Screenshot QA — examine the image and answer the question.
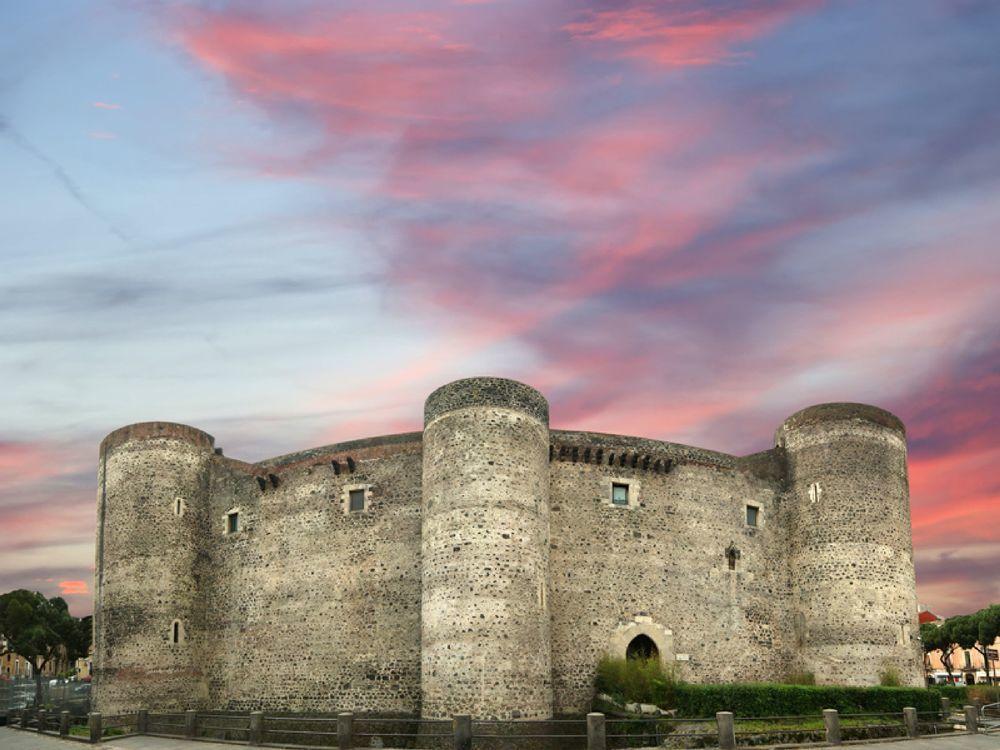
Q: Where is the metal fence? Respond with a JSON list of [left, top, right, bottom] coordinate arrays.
[[0, 677, 91, 716], [4, 702, 987, 748]]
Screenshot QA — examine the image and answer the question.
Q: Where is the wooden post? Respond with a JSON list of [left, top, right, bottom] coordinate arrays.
[[337, 711, 354, 750], [60, 710, 71, 737], [453, 714, 472, 750], [823, 709, 841, 745], [249, 711, 264, 746], [137, 709, 149, 734], [964, 705, 978, 734], [587, 712, 606, 750], [903, 707, 918, 738], [716, 711, 736, 750], [185, 709, 197, 739], [37, 709, 47, 733], [88, 712, 102, 743]]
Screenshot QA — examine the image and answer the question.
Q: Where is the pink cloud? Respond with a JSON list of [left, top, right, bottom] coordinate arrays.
[[564, 1, 819, 67], [170, 4, 560, 151], [58, 580, 89, 596], [91, 101, 121, 110], [154, 0, 995, 621]]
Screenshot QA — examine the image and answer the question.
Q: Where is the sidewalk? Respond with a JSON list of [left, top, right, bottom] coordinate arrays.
[[2, 726, 998, 750], [0, 730, 235, 750]]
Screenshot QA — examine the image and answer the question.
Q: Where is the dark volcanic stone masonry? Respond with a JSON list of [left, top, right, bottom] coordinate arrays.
[[92, 377, 924, 718]]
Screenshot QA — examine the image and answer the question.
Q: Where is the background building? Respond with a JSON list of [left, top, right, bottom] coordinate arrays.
[[921, 608, 1000, 685]]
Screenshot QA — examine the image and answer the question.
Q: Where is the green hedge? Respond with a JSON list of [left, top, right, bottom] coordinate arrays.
[[672, 683, 940, 718], [932, 684, 1000, 704], [595, 656, 952, 718]]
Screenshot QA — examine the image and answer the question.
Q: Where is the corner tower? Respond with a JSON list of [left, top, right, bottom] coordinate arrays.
[[421, 377, 553, 719], [93, 422, 214, 713], [777, 404, 923, 686]]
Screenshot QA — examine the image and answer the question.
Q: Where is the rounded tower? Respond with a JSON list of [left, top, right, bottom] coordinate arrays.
[[421, 377, 552, 719], [93, 422, 214, 713], [776, 404, 923, 686]]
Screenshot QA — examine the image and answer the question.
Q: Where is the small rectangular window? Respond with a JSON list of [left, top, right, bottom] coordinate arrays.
[[612, 483, 629, 506], [349, 489, 365, 512], [227, 511, 239, 534], [746, 505, 759, 527]]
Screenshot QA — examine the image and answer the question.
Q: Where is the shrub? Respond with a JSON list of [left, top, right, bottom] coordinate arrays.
[[594, 657, 945, 718], [595, 656, 677, 707], [878, 667, 902, 687], [672, 683, 941, 718], [933, 684, 1000, 705]]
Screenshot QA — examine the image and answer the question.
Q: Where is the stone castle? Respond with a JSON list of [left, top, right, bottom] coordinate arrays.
[[93, 377, 924, 718]]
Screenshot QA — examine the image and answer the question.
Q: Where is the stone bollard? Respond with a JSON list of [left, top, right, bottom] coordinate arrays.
[[338, 711, 354, 750], [823, 709, 841, 745], [716, 712, 736, 750], [137, 709, 149, 734], [89, 712, 102, 744], [38, 709, 47, 733], [903, 707, 918, 738], [453, 714, 472, 750], [964, 705, 978, 734], [249, 711, 264, 746], [185, 709, 197, 739], [941, 697, 950, 718], [60, 710, 71, 737], [587, 712, 607, 750]]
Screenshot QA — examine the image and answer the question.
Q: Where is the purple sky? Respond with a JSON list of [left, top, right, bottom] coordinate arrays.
[[0, 0, 998, 618]]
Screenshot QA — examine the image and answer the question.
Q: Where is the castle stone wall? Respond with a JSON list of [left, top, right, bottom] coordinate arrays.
[[94, 381, 925, 717], [202, 436, 424, 712], [421, 378, 552, 719], [93, 424, 215, 714], [548, 430, 791, 713], [778, 405, 924, 687]]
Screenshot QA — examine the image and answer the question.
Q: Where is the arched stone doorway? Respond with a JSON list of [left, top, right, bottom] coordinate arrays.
[[610, 616, 675, 667], [626, 634, 659, 661]]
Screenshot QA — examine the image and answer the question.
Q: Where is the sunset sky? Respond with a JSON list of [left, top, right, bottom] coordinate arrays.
[[1, 1, 997, 619]]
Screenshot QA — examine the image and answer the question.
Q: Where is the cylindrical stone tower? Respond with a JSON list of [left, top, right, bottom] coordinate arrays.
[[777, 404, 923, 686], [421, 377, 552, 719], [93, 422, 214, 713]]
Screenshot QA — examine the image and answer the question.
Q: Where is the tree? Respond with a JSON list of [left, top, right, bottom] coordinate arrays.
[[975, 605, 1000, 685], [0, 590, 92, 706], [948, 613, 982, 681], [921, 622, 956, 684]]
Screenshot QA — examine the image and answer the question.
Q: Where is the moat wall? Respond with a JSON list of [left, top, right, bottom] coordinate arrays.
[[93, 377, 924, 718]]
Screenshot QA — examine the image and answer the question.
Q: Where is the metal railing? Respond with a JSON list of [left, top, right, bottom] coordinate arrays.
[[3, 703, 987, 746]]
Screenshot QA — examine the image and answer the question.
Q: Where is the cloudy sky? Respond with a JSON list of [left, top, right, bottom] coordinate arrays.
[[1, 0, 997, 618]]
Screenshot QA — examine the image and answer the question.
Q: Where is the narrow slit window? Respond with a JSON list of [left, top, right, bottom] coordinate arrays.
[[746, 505, 759, 527], [174, 498, 184, 517], [226, 511, 239, 534], [808, 482, 822, 503], [349, 489, 365, 512], [172, 621, 179, 643], [611, 483, 630, 506]]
